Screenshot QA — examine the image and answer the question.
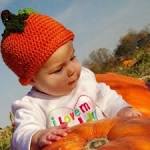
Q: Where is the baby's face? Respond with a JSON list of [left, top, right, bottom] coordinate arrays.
[[32, 41, 81, 96]]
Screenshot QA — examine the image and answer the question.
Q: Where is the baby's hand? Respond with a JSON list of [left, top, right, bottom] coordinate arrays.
[[33, 123, 70, 148], [117, 106, 142, 118]]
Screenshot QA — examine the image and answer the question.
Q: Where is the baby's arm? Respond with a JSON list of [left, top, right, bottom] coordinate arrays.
[[12, 99, 50, 150], [96, 83, 142, 119], [96, 83, 130, 118], [31, 123, 70, 149], [117, 106, 142, 118], [12, 99, 70, 150]]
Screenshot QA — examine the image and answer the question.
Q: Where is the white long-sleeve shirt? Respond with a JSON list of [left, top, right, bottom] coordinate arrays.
[[11, 67, 128, 150]]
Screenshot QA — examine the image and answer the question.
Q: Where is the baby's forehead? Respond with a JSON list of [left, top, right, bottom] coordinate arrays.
[[42, 44, 75, 69]]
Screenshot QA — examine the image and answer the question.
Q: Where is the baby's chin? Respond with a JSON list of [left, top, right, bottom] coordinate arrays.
[[46, 87, 75, 97], [45, 80, 79, 96]]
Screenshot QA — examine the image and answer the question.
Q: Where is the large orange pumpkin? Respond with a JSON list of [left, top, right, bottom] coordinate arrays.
[[42, 117, 150, 150], [96, 72, 150, 116], [41, 73, 150, 150]]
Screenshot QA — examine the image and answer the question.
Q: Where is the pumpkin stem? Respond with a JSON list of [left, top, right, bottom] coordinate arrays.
[[1, 8, 35, 39], [85, 137, 109, 150]]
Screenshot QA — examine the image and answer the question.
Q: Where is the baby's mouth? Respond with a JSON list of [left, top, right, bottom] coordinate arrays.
[[68, 77, 79, 85], [68, 79, 77, 85], [68, 73, 80, 85]]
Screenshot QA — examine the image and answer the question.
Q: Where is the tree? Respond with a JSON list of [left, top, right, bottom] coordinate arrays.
[[83, 48, 113, 73], [114, 31, 138, 57]]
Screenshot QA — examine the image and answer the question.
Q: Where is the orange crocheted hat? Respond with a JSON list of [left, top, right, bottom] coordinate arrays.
[[1, 9, 74, 85]]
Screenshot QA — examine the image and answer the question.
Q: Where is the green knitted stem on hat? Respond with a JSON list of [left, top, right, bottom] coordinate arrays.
[[17, 8, 36, 16], [1, 8, 35, 39]]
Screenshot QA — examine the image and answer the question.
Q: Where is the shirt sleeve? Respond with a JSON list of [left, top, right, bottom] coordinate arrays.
[[11, 98, 46, 150], [96, 82, 129, 118]]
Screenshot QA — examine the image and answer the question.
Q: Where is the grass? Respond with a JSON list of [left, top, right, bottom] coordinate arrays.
[[0, 126, 13, 150]]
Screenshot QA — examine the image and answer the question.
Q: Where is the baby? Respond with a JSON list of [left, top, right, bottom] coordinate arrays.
[[0, 9, 141, 150]]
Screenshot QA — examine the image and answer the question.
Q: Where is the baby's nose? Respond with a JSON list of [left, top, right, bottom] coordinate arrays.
[[67, 63, 75, 77], [67, 67, 75, 77]]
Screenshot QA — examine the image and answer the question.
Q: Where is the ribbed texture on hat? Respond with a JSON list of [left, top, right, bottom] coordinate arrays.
[[1, 13, 74, 85]]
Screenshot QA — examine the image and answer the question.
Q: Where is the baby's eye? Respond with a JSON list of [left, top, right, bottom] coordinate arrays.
[[53, 67, 63, 73]]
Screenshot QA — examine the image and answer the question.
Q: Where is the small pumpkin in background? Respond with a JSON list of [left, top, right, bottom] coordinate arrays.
[[42, 73, 150, 150], [122, 59, 137, 67]]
